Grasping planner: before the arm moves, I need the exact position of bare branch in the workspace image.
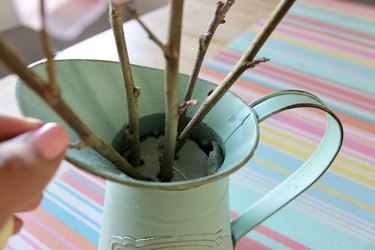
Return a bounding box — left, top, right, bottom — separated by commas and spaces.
39, 0, 59, 97
0, 38, 47, 98
176, 0, 296, 153
123, 1, 169, 56
160, 0, 184, 182
0, 38, 147, 180
110, 3, 141, 167
178, 0, 235, 131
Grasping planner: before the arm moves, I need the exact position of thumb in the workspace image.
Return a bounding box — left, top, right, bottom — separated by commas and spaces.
0, 123, 69, 215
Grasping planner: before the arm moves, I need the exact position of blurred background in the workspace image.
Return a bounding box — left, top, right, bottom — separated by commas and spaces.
0, 0, 373, 78
0, 0, 168, 78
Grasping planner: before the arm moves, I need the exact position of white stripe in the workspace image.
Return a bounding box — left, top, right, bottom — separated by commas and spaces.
231, 169, 375, 242
44, 191, 101, 233
75, 170, 106, 190
7, 230, 49, 250
55, 178, 103, 210
48, 181, 102, 227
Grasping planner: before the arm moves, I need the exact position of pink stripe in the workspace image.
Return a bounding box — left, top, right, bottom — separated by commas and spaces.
60, 173, 104, 205
257, 67, 375, 112
307, 0, 375, 16
17, 231, 43, 250
236, 237, 271, 250
271, 111, 375, 156
254, 63, 375, 110
341, 134, 375, 157
230, 211, 310, 250
269, 109, 375, 164
235, 172, 375, 244
25, 213, 80, 250
274, 24, 375, 59
256, 225, 311, 250
272, 112, 325, 137
267, 115, 375, 162
207, 51, 374, 137
217, 50, 375, 109
72, 168, 106, 186
285, 14, 375, 42
230, 211, 271, 250
230, 55, 375, 112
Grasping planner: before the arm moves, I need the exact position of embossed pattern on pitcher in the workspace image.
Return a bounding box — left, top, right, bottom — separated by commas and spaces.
110, 230, 232, 250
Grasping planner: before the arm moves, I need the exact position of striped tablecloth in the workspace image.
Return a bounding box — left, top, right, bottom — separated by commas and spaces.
6, 0, 374, 249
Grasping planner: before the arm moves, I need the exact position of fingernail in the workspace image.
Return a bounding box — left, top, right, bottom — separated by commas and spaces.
24, 117, 43, 125
30, 123, 69, 160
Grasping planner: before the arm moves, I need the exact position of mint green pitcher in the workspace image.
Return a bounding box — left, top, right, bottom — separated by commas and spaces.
16, 60, 343, 249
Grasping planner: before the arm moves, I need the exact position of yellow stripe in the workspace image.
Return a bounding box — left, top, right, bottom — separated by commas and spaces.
252, 157, 375, 213
302, 2, 375, 22
272, 32, 375, 69
314, 183, 375, 213
248, 24, 374, 68
259, 125, 375, 187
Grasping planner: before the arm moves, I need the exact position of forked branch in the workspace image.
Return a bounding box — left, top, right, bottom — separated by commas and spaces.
110, 3, 141, 167
39, 0, 59, 97
179, 0, 235, 130
123, 1, 169, 56
0, 38, 147, 180
176, 0, 296, 153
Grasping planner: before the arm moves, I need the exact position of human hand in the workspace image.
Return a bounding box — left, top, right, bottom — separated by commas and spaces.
0, 115, 69, 247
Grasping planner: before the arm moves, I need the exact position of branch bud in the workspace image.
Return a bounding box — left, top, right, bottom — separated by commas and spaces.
178, 99, 199, 114
133, 86, 141, 98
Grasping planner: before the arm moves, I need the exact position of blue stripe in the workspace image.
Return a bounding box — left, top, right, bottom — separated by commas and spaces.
44, 189, 101, 229
230, 181, 374, 249
203, 59, 374, 123
41, 197, 99, 245
254, 143, 375, 204
244, 158, 375, 221
243, 164, 375, 222
228, 32, 375, 91
229, 31, 375, 75
67, 170, 105, 196
54, 180, 103, 213
289, 4, 375, 35
284, 18, 375, 47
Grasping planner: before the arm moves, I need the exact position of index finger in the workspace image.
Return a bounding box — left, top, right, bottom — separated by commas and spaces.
0, 115, 42, 141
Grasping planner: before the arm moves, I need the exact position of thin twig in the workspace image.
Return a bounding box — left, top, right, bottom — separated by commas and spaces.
160, 0, 184, 182
39, 0, 59, 96
178, 99, 198, 115
245, 57, 270, 68
179, 0, 235, 131
176, 0, 296, 153
123, 2, 169, 56
110, 3, 141, 167
0, 38, 147, 180
69, 140, 86, 149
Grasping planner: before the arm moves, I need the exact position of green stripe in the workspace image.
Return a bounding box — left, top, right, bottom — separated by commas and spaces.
290, 4, 375, 35
229, 32, 375, 93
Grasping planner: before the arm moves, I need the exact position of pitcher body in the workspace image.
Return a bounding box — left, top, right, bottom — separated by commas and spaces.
100, 178, 233, 250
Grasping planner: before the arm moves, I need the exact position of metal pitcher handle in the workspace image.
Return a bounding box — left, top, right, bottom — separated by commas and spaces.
231, 90, 343, 245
